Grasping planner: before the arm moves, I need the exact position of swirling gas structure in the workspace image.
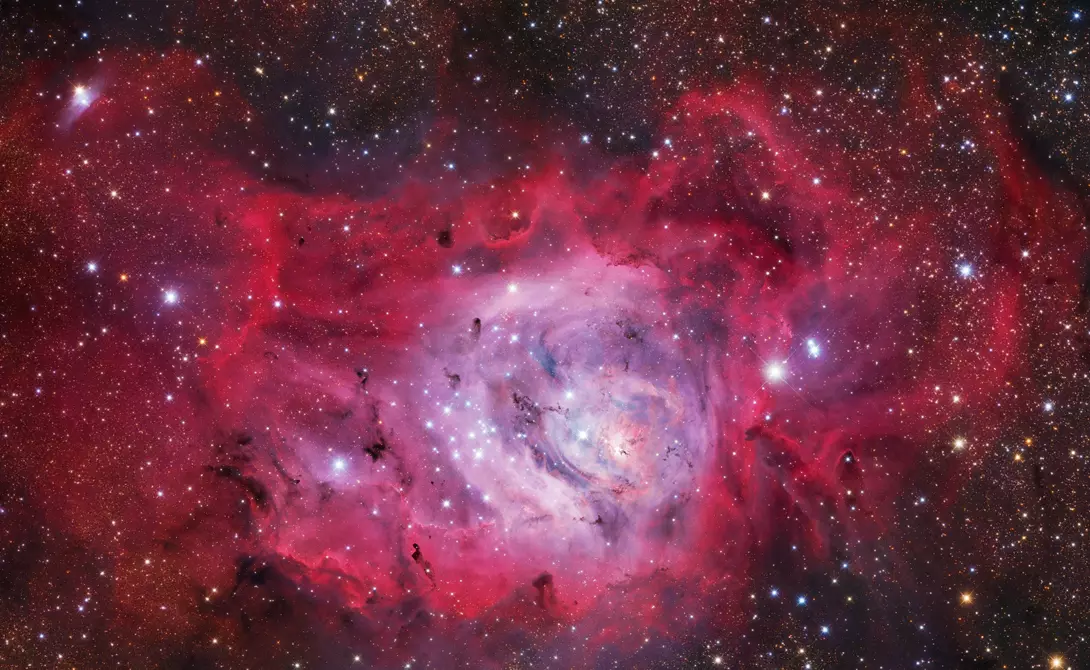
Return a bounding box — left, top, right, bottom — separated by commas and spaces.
2, 44, 1085, 668
200, 88, 1083, 656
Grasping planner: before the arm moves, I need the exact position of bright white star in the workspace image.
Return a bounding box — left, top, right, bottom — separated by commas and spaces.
764, 362, 786, 382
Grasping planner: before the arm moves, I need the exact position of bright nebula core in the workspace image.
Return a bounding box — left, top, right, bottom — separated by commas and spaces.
2, 1, 1090, 668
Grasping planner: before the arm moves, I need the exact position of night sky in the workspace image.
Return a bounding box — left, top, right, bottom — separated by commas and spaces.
1, 1, 1089, 668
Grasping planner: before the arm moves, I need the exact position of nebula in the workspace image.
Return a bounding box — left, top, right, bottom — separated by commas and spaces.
1, 3, 1089, 668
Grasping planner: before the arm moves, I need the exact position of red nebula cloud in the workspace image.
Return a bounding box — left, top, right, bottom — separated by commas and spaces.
0, 27, 1084, 668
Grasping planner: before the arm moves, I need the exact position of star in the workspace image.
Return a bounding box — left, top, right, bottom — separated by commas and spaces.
764, 362, 786, 382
